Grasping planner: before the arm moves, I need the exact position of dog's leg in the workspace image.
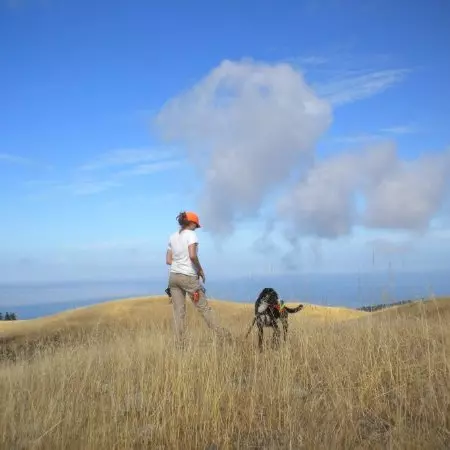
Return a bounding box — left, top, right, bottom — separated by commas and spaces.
245, 317, 256, 338
272, 322, 281, 349
257, 323, 264, 352
281, 316, 288, 342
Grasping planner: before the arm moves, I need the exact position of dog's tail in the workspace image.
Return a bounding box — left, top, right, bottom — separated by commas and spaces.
244, 317, 256, 338
285, 304, 304, 314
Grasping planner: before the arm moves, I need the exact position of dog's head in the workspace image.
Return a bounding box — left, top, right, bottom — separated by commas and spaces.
256, 287, 279, 314
257, 287, 279, 304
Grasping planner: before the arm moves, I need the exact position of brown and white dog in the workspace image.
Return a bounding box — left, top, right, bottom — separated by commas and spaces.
245, 287, 304, 351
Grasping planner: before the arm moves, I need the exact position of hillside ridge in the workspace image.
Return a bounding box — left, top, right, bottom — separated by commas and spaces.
0, 295, 365, 339
2, 295, 450, 345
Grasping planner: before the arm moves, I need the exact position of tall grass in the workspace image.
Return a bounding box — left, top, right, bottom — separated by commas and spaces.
1, 302, 449, 449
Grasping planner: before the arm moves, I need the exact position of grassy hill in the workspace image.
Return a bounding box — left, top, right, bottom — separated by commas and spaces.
372, 296, 450, 318
1, 296, 449, 449
0, 296, 366, 346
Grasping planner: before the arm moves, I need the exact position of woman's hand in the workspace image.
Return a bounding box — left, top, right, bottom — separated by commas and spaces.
198, 270, 206, 284
189, 243, 205, 283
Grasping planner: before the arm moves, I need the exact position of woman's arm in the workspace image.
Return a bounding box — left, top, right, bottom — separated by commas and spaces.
166, 247, 172, 265
188, 243, 205, 282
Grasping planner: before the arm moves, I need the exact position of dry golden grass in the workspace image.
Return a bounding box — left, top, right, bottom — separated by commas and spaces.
0, 296, 365, 345
1, 296, 449, 449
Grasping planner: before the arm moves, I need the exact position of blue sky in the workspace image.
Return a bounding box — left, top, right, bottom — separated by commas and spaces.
1, 0, 450, 283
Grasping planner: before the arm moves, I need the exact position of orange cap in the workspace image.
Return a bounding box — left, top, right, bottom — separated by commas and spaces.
185, 211, 201, 228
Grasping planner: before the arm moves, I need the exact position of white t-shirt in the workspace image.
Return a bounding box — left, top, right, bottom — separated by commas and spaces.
168, 229, 199, 276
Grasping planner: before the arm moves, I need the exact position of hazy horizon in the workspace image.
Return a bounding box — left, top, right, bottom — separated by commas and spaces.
2, 270, 449, 320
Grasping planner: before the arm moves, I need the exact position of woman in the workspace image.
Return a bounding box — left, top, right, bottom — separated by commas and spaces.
166, 211, 231, 345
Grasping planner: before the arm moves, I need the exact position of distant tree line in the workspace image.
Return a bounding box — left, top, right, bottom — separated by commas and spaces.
0, 312, 18, 321
357, 299, 416, 312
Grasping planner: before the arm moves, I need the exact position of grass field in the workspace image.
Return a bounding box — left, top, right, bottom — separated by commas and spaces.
1, 296, 449, 449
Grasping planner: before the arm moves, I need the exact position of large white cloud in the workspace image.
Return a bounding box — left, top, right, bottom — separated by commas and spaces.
155, 58, 450, 249
155, 59, 332, 233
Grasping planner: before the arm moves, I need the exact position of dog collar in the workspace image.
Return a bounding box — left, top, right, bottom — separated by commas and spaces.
274, 301, 285, 312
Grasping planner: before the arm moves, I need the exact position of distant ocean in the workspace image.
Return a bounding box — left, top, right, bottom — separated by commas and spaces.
1, 271, 449, 320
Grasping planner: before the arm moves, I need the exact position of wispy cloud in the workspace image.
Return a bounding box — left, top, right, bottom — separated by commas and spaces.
117, 160, 182, 177
0, 152, 53, 170
334, 123, 419, 145
381, 125, 418, 135
27, 148, 182, 197
75, 148, 182, 193
67, 180, 122, 196
333, 134, 384, 145
0, 152, 32, 165
26, 179, 122, 196
79, 148, 178, 171
292, 47, 410, 106
289, 55, 329, 67
315, 68, 410, 106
